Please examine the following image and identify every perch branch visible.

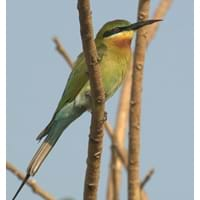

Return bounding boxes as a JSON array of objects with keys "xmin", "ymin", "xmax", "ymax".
[{"xmin": 77, "ymin": 1, "xmax": 106, "ymax": 200}]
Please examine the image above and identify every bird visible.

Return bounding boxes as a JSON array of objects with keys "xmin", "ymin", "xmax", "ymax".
[{"xmin": 12, "ymin": 18, "xmax": 161, "ymax": 199}]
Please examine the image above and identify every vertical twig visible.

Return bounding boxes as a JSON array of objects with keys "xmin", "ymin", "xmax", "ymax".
[
  {"xmin": 104, "ymin": 122, "xmax": 128, "ymax": 169},
  {"xmin": 77, "ymin": 1, "xmax": 105, "ymax": 200},
  {"xmin": 146, "ymin": 0, "xmax": 172, "ymax": 44},
  {"xmin": 128, "ymin": 1, "xmax": 151, "ymax": 200},
  {"xmin": 107, "ymin": 65, "xmax": 133, "ymax": 200}
]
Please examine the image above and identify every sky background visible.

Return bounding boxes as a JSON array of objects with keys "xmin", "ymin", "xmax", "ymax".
[{"xmin": 7, "ymin": 0, "xmax": 193, "ymax": 200}]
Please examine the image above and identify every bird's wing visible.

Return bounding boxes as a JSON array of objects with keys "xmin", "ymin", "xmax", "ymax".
[
  {"xmin": 55, "ymin": 43, "xmax": 107, "ymax": 113},
  {"xmin": 55, "ymin": 52, "xmax": 88, "ymax": 113}
]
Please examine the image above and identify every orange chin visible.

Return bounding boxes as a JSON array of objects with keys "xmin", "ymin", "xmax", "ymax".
[{"xmin": 112, "ymin": 38, "xmax": 132, "ymax": 48}]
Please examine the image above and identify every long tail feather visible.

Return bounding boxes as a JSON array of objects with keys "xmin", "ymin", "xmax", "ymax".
[
  {"xmin": 27, "ymin": 122, "xmax": 65, "ymax": 176},
  {"xmin": 12, "ymin": 101, "xmax": 87, "ymax": 199},
  {"xmin": 12, "ymin": 174, "xmax": 30, "ymax": 200}
]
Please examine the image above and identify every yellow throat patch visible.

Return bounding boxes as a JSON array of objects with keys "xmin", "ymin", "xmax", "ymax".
[{"xmin": 104, "ymin": 31, "xmax": 134, "ymax": 48}]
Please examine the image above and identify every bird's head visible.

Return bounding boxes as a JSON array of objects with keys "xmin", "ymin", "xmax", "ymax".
[{"xmin": 96, "ymin": 19, "xmax": 161, "ymax": 48}]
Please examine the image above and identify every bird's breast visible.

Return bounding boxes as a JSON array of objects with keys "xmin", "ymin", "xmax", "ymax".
[{"xmin": 100, "ymin": 49, "xmax": 132, "ymax": 99}]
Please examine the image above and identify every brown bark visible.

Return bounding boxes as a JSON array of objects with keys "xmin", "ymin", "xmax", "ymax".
[
  {"xmin": 77, "ymin": 1, "xmax": 105, "ymax": 200},
  {"xmin": 128, "ymin": 1, "xmax": 151, "ymax": 200}
]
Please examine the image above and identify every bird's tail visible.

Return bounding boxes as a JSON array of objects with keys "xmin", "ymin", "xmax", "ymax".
[
  {"xmin": 27, "ymin": 121, "xmax": 67, "ymax": 176},
  {"xmin": 29, "ymin": 102, "xmax": 86, "ymax": 176},
  {"xmin": 12, "ymin": 102, "xmax": 86, "ymax": 200}
]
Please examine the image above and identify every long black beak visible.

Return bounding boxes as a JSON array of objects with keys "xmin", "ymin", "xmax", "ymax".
[{"xmin": 123, "ymin": 19, "xmax": 162, "ymax": 31}]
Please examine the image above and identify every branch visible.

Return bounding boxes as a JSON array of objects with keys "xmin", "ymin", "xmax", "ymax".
[
  {"xmin": 104, "ymin": 122, "xmax": 128, "ymax": 169},
  {"xmin": 140, "ymin": 169, "xmax": 155, "ymax": 189},
  {"xmin": 111, "ymin": 65, "xmax": 133, "ymax": 200},
  {"xmin": 53, "ymin": 37, "xmax": 74, "ymax": 68},
  {"xmin": 128, "ymin": 1, "xmax": 151, "ymax": 200},
  {"xmin": 77, "ymin": 1, "xmax": 105, "ymax": 200},
  {"xmin": 147, "ymin": 0, "xmax": 173, "ymax": 44},
  {"xmin": 6, "ymin": 162, "xmax": 55, "ymax": 200}
]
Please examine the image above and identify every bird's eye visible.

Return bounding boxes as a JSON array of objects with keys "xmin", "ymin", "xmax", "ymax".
[
  {"xmin": 112, "ymin": 27, "xmax": 121, "ymax": 34},
  {"xmin": 103, "ymin": 27, "xmax": 122, "ymax": 38}
]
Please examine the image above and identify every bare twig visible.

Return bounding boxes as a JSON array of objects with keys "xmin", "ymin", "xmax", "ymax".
[
  {"xmin": 112, "ymin": 65, "xmax": 133, "ymax": 200},
  {"xmin": 53, "ymin": 37, "xmax": 74, "ymax": 68},
  {"xmin": 147, "ymin": 0, "xmax": 173, "ymax": 44},
  {"xmin": 104, "ymin": 122, "xmax": 128, "ymax": 169},
  {"xmin": 140, "ymin": 169, "xmax": 155, "ymax": 189},
  {"xmin": 106, "ymin": 66, "xmax": 132, "ymax": 200},
  {"xmin": 77, "ymin": 1, "xmax": 105, "ymax": 200},
  {"xmin": 7, "ymin": 162, "xmax": 55, "ymax": 200},
  {"xmin": 128, "ymin": 1, "xmax": 151, "ymax": 200},
  {"xmin": 106, "ymin": 167, "xmax": 114, "ymax": 200}
]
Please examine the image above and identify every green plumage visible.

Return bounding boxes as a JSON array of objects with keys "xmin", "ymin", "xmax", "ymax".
[{"xmin": 32, "ymin": 20, "xmax": 133, "ymax": 174}]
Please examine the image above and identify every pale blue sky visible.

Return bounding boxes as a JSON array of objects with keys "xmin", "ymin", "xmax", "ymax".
[{"xmin": 7, "ymin": 0, "xmax": 193, "ymax": 200}]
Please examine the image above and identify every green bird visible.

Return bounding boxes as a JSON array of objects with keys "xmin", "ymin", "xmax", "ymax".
[{"xmin": 12, "ymin": 19, "xmax": 161, "ymax": 199}]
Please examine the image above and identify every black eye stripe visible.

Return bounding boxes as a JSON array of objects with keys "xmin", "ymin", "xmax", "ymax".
[{"xmin": 103, "ymin": 27, "xmax": 123, "ymax": 38}]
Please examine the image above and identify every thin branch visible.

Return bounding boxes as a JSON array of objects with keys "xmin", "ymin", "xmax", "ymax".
[
  {"xmin": 140, "ymin": 169, "xmax": 155, "ymax": 189},
  {"xmin": 105, "ymin": 67, "xmax": 132, "ymax": 200},
  {"xmin": 6, "ymin": 162, "xmax": 55, "ymax": 200},
  {"xmin": 77, "ymin": 1, "xmax": 105, "ymax": 200},
  {"xmin": 147, "ymin": 0, "xmax": 173, "ymax": 44},
  {"xmin": 111, "ymin": 65, "xmax": 133, "ymax": 200},
  {"xmin": 104, "ymin": 122, "xmax": 128, "ymax": 168},
  {"xmin": 106, "ymin": 167, "xmax": 114, "ymax": 200},
  {"xmin": 128, "ymin": 1, "xmax": 151, "ymax": 200},
  {"xmin": 53, "ymin": 37, "xmax": 74, "ymax": 68}
]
